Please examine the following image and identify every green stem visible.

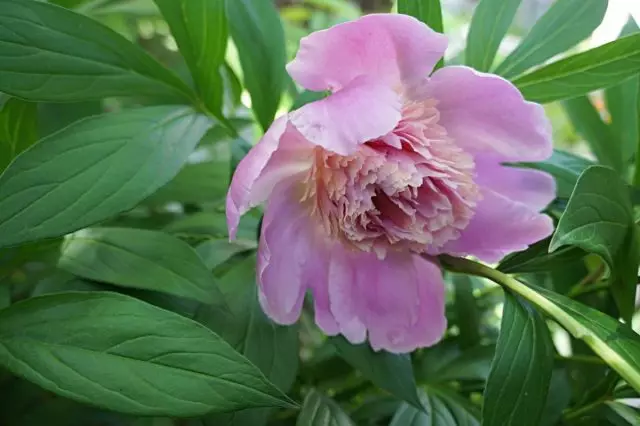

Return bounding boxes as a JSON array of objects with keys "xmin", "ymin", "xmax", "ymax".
[{"xmin": 437, "ymin": 255, "xmax": 640, "ymax": 392}]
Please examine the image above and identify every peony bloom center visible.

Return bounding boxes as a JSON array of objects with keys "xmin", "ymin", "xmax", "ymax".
[{"xmin": 300, "ymin": 99, "xmax": 480, "ymax": 258}]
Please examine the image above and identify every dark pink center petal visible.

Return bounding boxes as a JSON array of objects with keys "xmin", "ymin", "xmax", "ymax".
[{"xmin": 299, "ymin": 97, "xmax": 480, "ymax": 258}]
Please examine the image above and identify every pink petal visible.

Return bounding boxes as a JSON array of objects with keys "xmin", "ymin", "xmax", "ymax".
[
  {"xmin": 226, "ymin": 117, "xmax": 314, "ymax": 239},
  {"xmin": 425, "ymin": 66, "xmax": 552, "ymax": 162},
  {"xmin": 289, "ymin": 76, "xmax": 401, "ymax": 155},
  {"xmin": 323, "ymin": 246, "xmax": 446, "ymax": 353},
  {"xmin": 441, "ymin": 188, "xmax": 554, "ymax": 263},
  {"xmin": 474, "ymin": 156, "xmax": 556, "ymax": 211},
  {"xmin": 287, "ymin": 13, "xmax": 447, "ymax": 92},
  {"xmin": 257, "ymin": 182, "xmax": 315, "ymax": 325}
]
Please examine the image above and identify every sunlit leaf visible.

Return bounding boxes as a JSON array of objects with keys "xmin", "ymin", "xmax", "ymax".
[
  {"xmin": 514, "ymin": 33, "xmax": 640, "ymax": 103},
  {"xmin": 495, "ymin": 0, "xmax": 608, "ymax": 78},
  {"xmin": 465, "ymin": 0, "xmax": 522, "ymax": 72}
]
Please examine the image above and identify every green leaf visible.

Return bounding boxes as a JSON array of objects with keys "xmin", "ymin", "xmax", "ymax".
[
  {"xmin": 419, "ymin": 344, "xmax": 495, "ymax": 383},
  {"xmin": 397, "ymin": 0, "xmax": 443, "ymax": 33},
  {"xmin": 195, "ymin": 239, "xmax": 255, "ymax": 271},
  {"xmin": 550, "ymin": 166, "xmax": 638, "ymax": 321},
  {"xmin": 144, "ymin": 137, "xmax": 230, "ymax": 207},
  {"xmin": 540, "ymin": 370, "xmax": 572, "ymax": 426},
  {"xmin": 0, "ymin": 0, "xmax": 194, "ymax": 102},
  {"xmin": 154, "ymin": 0, "xmax": 227, "ymax": 119},
  {"xmin": 441, "ymin": 256, "xmax": 640, "ymax": 394},
  {"xmin": 605, "ymin": 20, "xmax": 640, "ymax": 164},
  {"xmin": 482, "ymin": 293, "xmax": 554, "ymax": 426},
  {"xmin": 330, "ymin": 336, "xmax": 423, "ymax": 411},
  {"xmin": 498, "ymin": 238, "xmax": 586, "ymax": 274},
  {"xmin": 390, "ymin": 388, "xmax": 480, "ymax": 426},
  {"xmin": 0, "ymin": 98, "xmax": 37, "ymax": 172},
  {"xmin": 38, "ymin": 101, "xmax": 103, "ymax": 137},
  {"xmin": 494, "ymin": 0, "xmax": 608, "ymax": 78},
  {"xmin": 0, "ymin": 106, "xmax": 212, "ymax": 248},
  {"xmin": 196, "ymin": 255, "xmax": 299, "ymax": 426},
  {"xmin": 563, "ymin": 96, "xmax": 623, "ymax": 172},
  {"xmin": 58, "ymin": 228, "xmax": 225, "ymax": 304},
  {"xmin": 0, "ymin": 292, "xmax": 296, "ymax": 417},
  {"xmin": 514, "ymin": 33, "xmax": 640, "ymax": 103},
  {"xmin": 296, "ymin": 389, "xmax": 354, "ymax": 426},
  {"xmin": 465, "ymin": 0, "xmax": 523, "ymax": 72},
  {"xmin": 452, "ymin": 273, "xmax": 480, "ymax": 349},
  {"xmin": 397, "ymin": 0, "xmax": 444, "ymax": 69},
  {"xmin": 519, "ymin": 149, "xmax": 594, "ymax": 199},
  {"xmin": 606, "ymin": 402, "xmax": 640, "ymax": 425},
  {"xmin": 0, "ymin": 285, "xmax": 8, "ymax": 309},
  {"xmin": 227, "ymin": 0, "xmax": 286, "ymax": 131}
]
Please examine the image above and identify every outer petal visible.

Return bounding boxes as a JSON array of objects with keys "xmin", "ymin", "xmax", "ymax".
[
  {"xmin": 226, "ymin": 117, "xmax": 314, "ymax": 239},
  {"xmin": 441, "ymin": 189, "xmax": 554, "ymax": 263},
  {"xmin": 425, "ymin": 66, "xmax": 552, "ymax": 162},
  {"xmin": 257, "ymin": 182, "xmax": 315, "ymax": 324},
  {"xmin": 323, "ymin": 246, "xmax": 446, "ymax": 353},
  {"xmin": 474, "ymin": 156, "xmax": 556, "ymax": 212},
  {"xmin": 287, "ymin": 14, "xmax": 447, "ymax": 92},
  {"xmin": 289, "ymin": 76, "xmax": 401, "ymax": 155}
]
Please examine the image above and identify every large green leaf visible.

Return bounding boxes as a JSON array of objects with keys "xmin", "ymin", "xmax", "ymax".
[
  {"xmin": 196, "ymin": 255, "xmax": 299, "ymax": 426},
  {"xmin": 0, "ymin": 292, "xmax": 295, "ymax": 417},
  {"xmin": 330, "ymin": 336, "xmax": 423, "ymax": 411},
  {"xmin": 550, "ymin": 166, "xmax": 638, "ymax": 321},
  {"xmin": 482, "ymin": 294, "xmax": 554, "ymax": 426},
  {"xmin": 58, "ymin": 228, "xmax": 224, "ymax": 304},
  {"xmin": 442, "ymin": 256, "xmax": 640, "ymax": 393},
  {"xmin": 563, "ymin": 96, "xmax": 622, "ymax": 172},
  {"xmin": 498, "ymin": 237, "xmax": 586, "ymax": 274},
  {"xmin": 465, "ymin": 0, "xmax": 523, "ymax": 72},
  {"xmin": 154, "ymin": 0, "xmax": 227, "ymax": 119},
  {"xmin": 514, "ymin": 33, "xmax": 640, "ymax": 103},
  {"xmin": 227, "ymin": 0, "xmax": 286, "ymax": 131},
  {"xmin": 519, "ymin": 149, "xmax": 594, "ymax": 199},
  {"xmin": 397, "ymin": 0, "xmax": 443, "ymax": 33},
  {"xmin": 195, "ymin": 239, "xmax": 255, "ymax": 271},
  {"xmin": 397, "ymin": 0, "xmax": 443, "ymax": 69},
  {"xmin": 605, "ymin": 19, "xmax": 640, "ymax": 164},
  {"xmin": 494, "ymin": 0, "xmax": 608, "ymax": 78},
  {"xmin": 0, "ymin": 98, "xmax": 37, "ymax": 172},
  {"xmin": 389, "ymin": 388, "xmax": 480, "ymax": 426},
  {"xmin": 452, "ymin": 273, "xmax": 480, "ymax": 349},
  {"xmin": 0, "ymin": 106, "xmax": 212, "ymax": 248},
  {"xmin": 296, "ymin": 389, "xmax": 354, "ymax": 426},
  {"xmin": 0, "ymin": 0, "xmax": 194, "ymax": 102}
]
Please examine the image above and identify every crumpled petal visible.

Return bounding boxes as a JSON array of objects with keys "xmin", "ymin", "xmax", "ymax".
[
  {"xmin": 287, "ymin": 13, "xmax": 447, "ymax": 92},
  {"xmin": 289, "ymin": 76, "xmax": 401, "ymax": 155},
  {"xmin": 425, "ymin": 66, "xmax": 552, "ymax": 162},
  {"xmin": 474, "ymin": 156, "xmax": 556, "ymax": 212},
  {"xmin": 323, "ymin": 247, "xmax": 446, "ymax": 353},
  {"xmin": 441, "ymin": 188, "xmax": 554, "ymax": 263},
  {"xmin": 257, "ymin": 182, "xmax": 316, "ymax": 324},
  {"xmin": 226, "ymin": 117, "xmax": 314, "ymax": 239}
]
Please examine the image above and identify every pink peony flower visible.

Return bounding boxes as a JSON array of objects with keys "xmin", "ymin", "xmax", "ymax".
[{"xmin": 226, "ymin": 14, "xmax": 555, "ymax": 353}]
